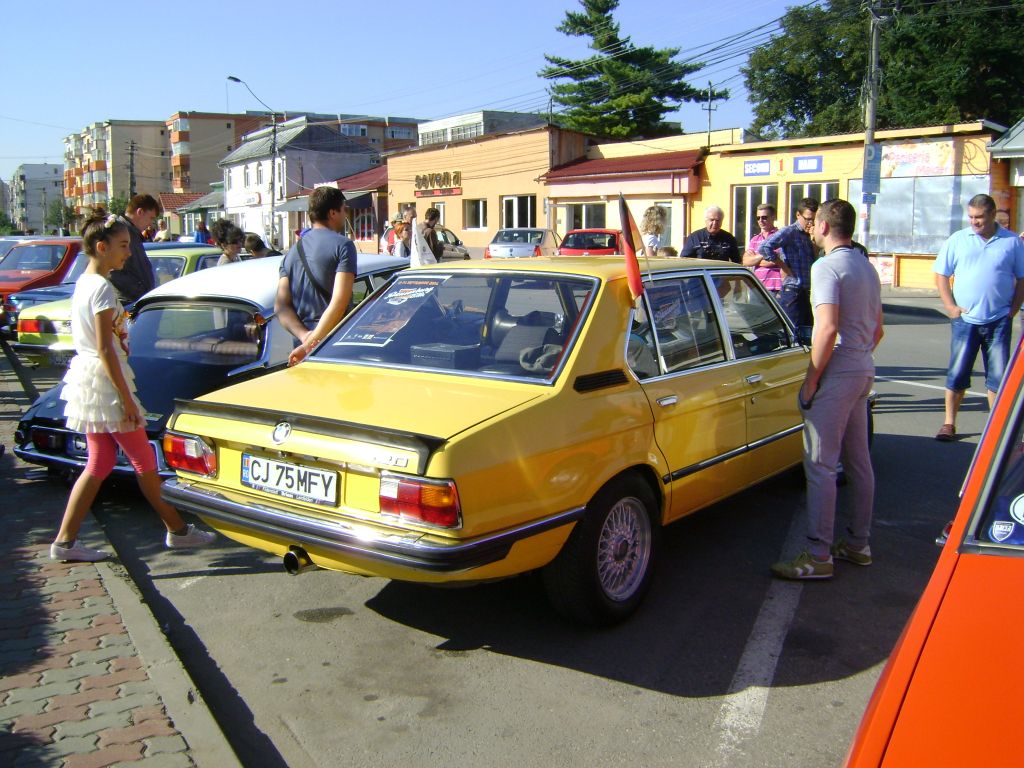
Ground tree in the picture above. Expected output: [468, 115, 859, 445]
[106, 195, 129, 216]
[743, 0, 1024, 140]
[44, 199, 76, 233]
[540, 0, 724, 139]
[0, 211, 15, 235]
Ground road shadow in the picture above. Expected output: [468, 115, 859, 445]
[363, 431, 963, 699]
[90, 492, 289, 768]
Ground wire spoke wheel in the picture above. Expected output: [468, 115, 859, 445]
[596, 496, 652, 602]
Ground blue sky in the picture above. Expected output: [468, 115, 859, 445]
[1, 0, 810, 183]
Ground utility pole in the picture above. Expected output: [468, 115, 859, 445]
[128, 140, 137, 197]
[227, 76, 279, 248]
[860, 1, 887, 251]
[702, 81, 717, 148]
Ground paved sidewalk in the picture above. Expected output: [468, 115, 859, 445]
[0, 345, 239, 768]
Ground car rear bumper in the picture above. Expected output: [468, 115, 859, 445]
[14, 436, 173, 478]
[161, 478, 584, 573]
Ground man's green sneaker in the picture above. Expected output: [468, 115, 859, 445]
[771, 551, 834, 580]
[832, 539, 872, 566]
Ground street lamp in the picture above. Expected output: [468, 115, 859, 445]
[227, 75, 278, 247]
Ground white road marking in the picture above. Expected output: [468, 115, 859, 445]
[706, 371, 971, 762]
[178, 576, 205, 590]
[874, 376, 985, 398]
[709, 512, 805, 765]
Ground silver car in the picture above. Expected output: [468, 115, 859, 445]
[484, 228, 561, 259]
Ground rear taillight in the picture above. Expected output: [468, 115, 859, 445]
[163, 432, 217, 476]
[483, 246, 492, 259]
[18, 318, 55, 334]
[532, 246, 542, 257]
[31, 428, 63, 451]
[379, 474, 461, 528]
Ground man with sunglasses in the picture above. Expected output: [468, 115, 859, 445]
[758, 197, 819, 329]
[743, 204, 785, 295]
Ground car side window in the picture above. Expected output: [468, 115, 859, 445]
[644, 277, 726, 373]
[626, 304, 660, 380]
[975, 413, 1024, 549]
[712, 273, 792, 358]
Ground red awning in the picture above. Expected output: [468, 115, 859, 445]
[542, 149, 703, 182]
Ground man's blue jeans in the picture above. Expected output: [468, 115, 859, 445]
[946, 315, 1012, 393]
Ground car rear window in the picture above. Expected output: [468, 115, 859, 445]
[563, 233, 616, 250]
[494, 230, 544, 244]
[0, 244, 66, 271]
[314, 272, 596, 380]
[129, 304, 263, 367]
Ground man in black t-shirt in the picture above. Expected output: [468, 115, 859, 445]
[681, 205, 740, 263]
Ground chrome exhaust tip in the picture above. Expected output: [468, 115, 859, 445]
[283, 546, 316, 575]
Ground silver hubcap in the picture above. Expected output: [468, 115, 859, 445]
[596, 496, 651, 602]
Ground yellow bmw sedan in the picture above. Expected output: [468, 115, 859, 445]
[161, 257, 810, 624]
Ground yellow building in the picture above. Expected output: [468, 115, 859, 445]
[386, 125, 590, 249]
[585, 122, 1001, 287]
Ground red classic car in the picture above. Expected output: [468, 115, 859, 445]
[845, 341, 1024, 766]
[0, 238, 82, 330]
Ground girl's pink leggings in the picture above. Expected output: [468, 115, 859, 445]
[85, 429, 157, 479]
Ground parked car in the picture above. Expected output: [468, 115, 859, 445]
[0, 238, 82, 335]
[13, 245, 224, 363]
[557, 229, 623, 256]
[844, 341, 1024, 767]
[158, 256, 827, 625]
[483, 228, 561, 258]
[13, 253, 408, 479]
[435, 226, 471, 260]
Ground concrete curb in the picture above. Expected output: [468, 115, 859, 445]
[95, 562, 241, 768]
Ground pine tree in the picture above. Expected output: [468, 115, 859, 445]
[540, 0, 723, 139]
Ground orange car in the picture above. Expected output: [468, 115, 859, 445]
[846, 342, 1024, 766]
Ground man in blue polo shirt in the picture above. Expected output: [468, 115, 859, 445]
[933, 193, 1024, 442]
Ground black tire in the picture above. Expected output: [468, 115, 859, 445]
[542, 475, 660, 626]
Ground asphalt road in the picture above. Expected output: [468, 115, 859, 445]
[20, 305, 987, 768]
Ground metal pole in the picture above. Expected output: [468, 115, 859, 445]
[227, 76, 278, 247]
[861, 1, 881, 249]
[269, 117, 277, 248]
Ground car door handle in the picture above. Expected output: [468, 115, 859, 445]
[657, 395, 678, 407]
[745, 374, 763, 384]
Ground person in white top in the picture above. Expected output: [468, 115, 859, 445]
[50, 209, 217, 562]
[640, 206, 667, 259]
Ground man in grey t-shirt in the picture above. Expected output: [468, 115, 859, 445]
[276, 187, 357, 366]
[772, 199, 883, 581]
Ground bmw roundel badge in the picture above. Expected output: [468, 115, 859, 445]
[272, 422, 292, 444]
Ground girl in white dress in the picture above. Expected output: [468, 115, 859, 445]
[51, 210, 216, 562]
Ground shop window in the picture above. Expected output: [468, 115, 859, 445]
[788, 182, 838, 222]
[464, 199, 487, 229]
[566, 203, 607, 230]
[432, 202, 445, 225]
[733, 184, 779, 246]
[655, 202, 673, 250]
[502, 195, 536, 228]
[353, 212, 376, 241]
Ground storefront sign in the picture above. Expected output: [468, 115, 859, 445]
[241, 192, 262, 206]
[415, 187, 463, 198]
[415, 171, 462, 191]
[743, 159, 771, 177]
[881, 139, 954, 178]
[793, 155, 823, 174]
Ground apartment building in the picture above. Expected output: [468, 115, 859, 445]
[10, 163, 64, 233]
[417, 111, 546, 147]
[166, 111, 271, 194]
[63, 120, 172, 214]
